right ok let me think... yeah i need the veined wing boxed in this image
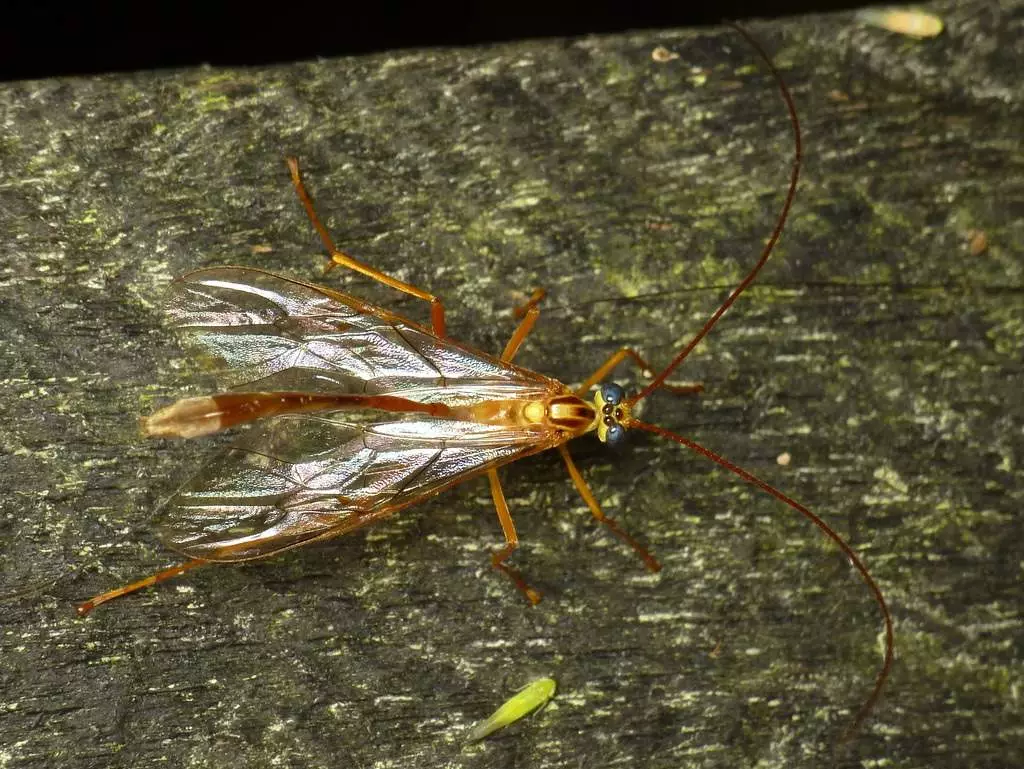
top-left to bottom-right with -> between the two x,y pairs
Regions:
156,412 -> 557,562
165,267 -> 556,406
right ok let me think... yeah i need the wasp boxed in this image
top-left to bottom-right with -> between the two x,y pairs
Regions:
78,26 -> 893,742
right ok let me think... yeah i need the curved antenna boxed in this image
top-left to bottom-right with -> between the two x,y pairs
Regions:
627,417 -> 894,743
628,24 -> 802,407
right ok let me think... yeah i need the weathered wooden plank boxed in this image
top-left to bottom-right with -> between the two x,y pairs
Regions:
1,3 -> 1021,767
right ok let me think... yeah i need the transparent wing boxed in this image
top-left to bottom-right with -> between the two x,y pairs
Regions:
156,412 -> 557,562
166,267 -> 555,406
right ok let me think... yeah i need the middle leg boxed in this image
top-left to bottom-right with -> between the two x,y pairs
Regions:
487,469 -> 542,604
286,157 -> 448,337
557,444 -> 661,572
501,288 -> 546,363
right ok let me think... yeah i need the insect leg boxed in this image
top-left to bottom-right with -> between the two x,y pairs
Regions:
286,157 -> 447,337
556,444 -> 661,572
574,347 -> 704,398
501,288 -> 546,362
76,558 -> 207,616
486,469 -> 542,604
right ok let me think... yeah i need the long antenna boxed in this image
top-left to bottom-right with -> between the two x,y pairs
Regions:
625,25 -> 892,742
627,418 -> 894,743
628,24 -> 802,407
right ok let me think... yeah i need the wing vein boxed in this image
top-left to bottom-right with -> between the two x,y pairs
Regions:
390,323 -> 446,381
388,446 -> 447,503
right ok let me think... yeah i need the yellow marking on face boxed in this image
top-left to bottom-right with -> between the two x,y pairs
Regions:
593,388 -> 630,443
594,388 -> 610,442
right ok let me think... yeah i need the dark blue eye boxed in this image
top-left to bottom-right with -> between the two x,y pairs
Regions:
601,382 -> 625,406
606,423 -> 625,446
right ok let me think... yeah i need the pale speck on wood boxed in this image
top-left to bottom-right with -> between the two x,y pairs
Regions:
968,230 -> 988,256
651,46 -> 680,63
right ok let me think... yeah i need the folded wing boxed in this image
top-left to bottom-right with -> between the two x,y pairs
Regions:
156,413 -> 554,561
165,267 -> 555,406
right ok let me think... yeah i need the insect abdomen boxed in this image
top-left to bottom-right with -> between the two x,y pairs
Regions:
142,392 -> 453,438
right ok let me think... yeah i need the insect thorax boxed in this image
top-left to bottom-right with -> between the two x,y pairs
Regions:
541,394 -> 597,434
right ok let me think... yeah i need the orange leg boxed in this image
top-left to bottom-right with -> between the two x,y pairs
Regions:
286,157 -> 447,337
575,347 -> 704,398
557,444 -> 661,573
487,469 -> 542,604
501,288 -> 546,362
76,558 -> 208,617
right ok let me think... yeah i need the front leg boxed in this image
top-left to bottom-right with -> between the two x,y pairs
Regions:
575,347 -> 704,398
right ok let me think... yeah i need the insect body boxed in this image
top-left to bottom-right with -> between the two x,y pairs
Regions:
124,264 -> 651,606
78,26 -> 893,743
467,677 -> 557,742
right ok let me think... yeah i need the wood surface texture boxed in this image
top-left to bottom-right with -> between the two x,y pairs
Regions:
1,3 -> 1021,767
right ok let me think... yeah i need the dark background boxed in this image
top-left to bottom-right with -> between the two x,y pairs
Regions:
4,1 -> 885,80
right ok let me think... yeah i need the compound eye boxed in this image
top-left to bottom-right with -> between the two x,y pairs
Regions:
600,382 -> 625,406
605,423 -> 625,446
